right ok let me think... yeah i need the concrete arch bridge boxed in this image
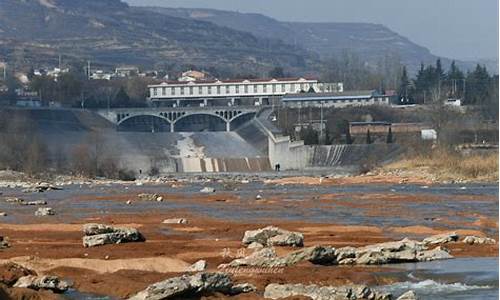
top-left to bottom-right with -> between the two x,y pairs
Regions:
97,106 -> 260,132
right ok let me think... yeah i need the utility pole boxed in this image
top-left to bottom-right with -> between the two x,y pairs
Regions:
319,101 -> 324,144
87,60 -> 91,80
58,54 -> 62,70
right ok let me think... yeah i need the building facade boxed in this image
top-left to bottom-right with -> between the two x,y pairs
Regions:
282,90 -> 390,108
148,78 -> 343,106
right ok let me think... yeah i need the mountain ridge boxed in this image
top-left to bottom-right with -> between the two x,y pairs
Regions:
140,6 -> 497,74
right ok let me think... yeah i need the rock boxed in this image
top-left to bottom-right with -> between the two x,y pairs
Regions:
0,237 -> 9,249
229,283 -> 256,295
34,207 -> 54,216
462,236 -> 496,245
416,246 -> 453,262
83,223 -> 116,235
14,275 -> 71,293
255,194 -> 263,200
263,283 -> 391,300
242,226 -> 304,247
187,260 -> 207,272
0,263 -> 36,286
247,242 -> 264,250
0,212 -> 7,217
285,246 -> 337,265
22,183 -> 62,193
4,197 -> 23,203
126,200 -> 132,205
397,290 -> 418,300
335,247 -> 356,263
200,187 -> 216,193
82,224 -> 145,247
21,200 -> 47,206
138,193 -> 162,202
220,247 -> 289,268
163,218 -> 189,224
128,272 -> 236,300
422,232 -> 458,245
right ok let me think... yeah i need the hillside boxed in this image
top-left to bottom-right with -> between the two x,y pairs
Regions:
143,7 -> 484,74
0,0 -> 316,72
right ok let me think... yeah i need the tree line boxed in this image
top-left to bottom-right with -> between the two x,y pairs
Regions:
398,60 -> 498,112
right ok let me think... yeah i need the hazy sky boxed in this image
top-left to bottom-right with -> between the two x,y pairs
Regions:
126,0 -> 499,61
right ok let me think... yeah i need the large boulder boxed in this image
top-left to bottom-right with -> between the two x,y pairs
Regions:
200,187 -> 216,193
187,260 -> 207,272
462,236 -> 496,245
13,275 -> 71,293
34,207 -> 54,216
422,232 -> 458,246
397,290 -> 418,300
242,226 -> 304,247
353,238 -> 453,265
138,193 -> 163,202
128,272 -> 252,300
222,237 -> 453,268
82,224 -> 145,247
263,283 -> 391,300
285,246 -> 337,265
0,263 -> 36,286
220,247 -> 290,268
0,237 -> 9,249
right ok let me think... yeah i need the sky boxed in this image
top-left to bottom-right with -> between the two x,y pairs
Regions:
125,0 -> 499,61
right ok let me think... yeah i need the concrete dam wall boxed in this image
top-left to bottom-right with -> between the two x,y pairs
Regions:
0,108 -> 271,174
253,117 -> 402,171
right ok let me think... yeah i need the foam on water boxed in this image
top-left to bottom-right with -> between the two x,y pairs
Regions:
383,279 -> 492,295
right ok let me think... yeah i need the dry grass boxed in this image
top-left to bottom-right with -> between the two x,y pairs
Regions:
383,149 -> 499,182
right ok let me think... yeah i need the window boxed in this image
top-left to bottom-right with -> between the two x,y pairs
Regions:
252,85 -> 257,93
235,85 -> 240,94
162,87 -> 166,95
180,87 -> 185,95
290,83 -> 296,91
207,86 -> 212,95
217,85 -> 221,94
263,85 -> 267,93
244,85 -> 248,93
198,86 -> 203,94
225,85 -> 229,94
272,84 -> 276,93
189,86 -> 193,95
153,88 -> 158,96
281,84 -> 285,92
171,87 -> 176,95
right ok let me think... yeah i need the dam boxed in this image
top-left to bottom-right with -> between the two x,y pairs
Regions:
0,107 -> 400,174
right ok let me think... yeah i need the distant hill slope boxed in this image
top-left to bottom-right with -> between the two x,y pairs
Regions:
0,0 -> 316,72
143,7 -> 492,74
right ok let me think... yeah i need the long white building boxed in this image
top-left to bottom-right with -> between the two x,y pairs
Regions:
148,77 -> 343,106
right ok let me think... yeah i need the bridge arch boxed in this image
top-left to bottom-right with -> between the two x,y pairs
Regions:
173,113 -> 227,132
118,114 -> 171,132
229,112 -> 256,131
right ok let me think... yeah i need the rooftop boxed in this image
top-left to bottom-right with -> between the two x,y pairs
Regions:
150,77 -> 319,86
282,90 -> 379,101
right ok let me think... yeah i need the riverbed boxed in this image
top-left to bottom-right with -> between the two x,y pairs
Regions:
0,177 -> 497,299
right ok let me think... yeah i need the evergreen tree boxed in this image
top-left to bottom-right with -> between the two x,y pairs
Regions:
397,66 -> 411,103
386,127 -> 393,143
113,87 -> 131,108
366,130 -> 372,144
447,61 -> 465,98
465,64 -> 491,105
435,59 -> 446,82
